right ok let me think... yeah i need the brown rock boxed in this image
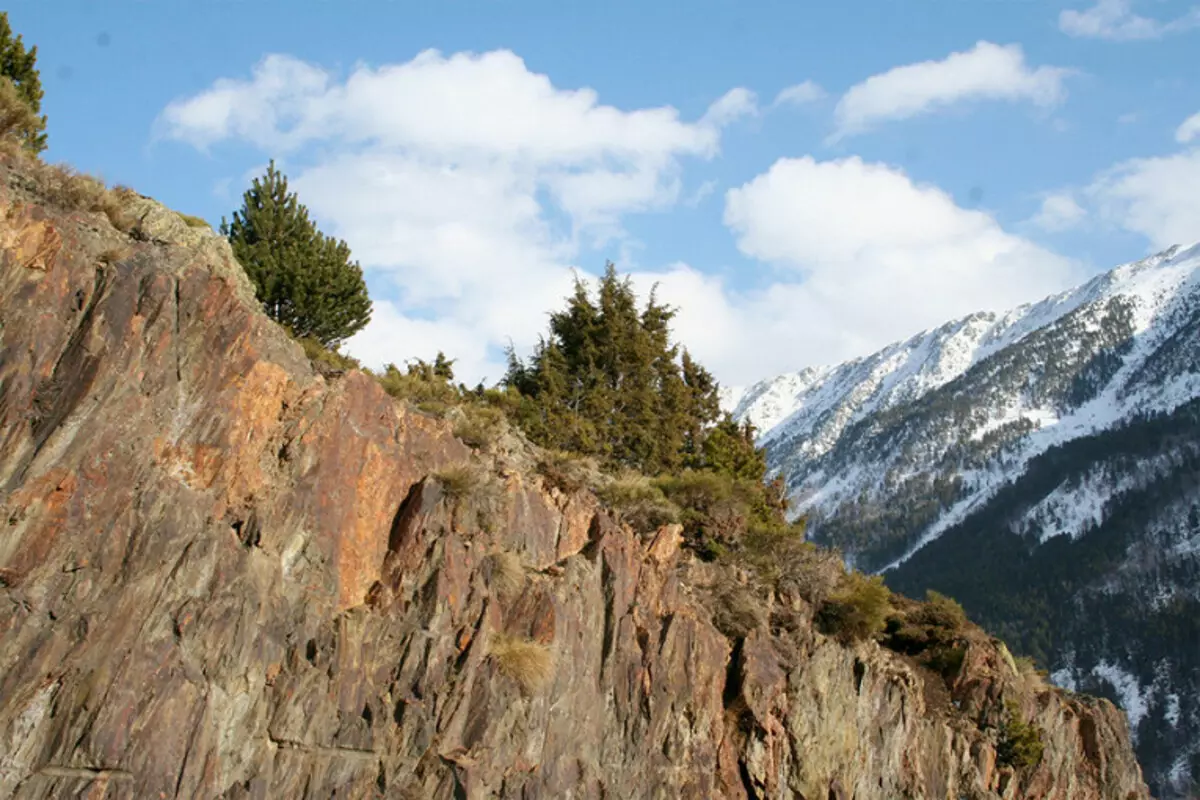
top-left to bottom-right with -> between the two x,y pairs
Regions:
0,158 -> 1152,799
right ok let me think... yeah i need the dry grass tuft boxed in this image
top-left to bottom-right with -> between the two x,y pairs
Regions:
433,463 -> 508,532
536,449 -> 601,494
98,246 -> 131,266
15,161 -> 138,233
179,213 -> 210,229
489,634 -> 554,694
485,550 -> 526,599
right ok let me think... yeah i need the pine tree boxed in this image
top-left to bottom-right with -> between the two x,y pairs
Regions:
505,262 -> 726,476
0,12 -> 47,153
222,161 -> 372,348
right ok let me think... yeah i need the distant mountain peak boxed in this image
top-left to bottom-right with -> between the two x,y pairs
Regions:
732,241 -> 1200,799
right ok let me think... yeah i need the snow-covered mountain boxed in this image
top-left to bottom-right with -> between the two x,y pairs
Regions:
732,242 -> 1200,799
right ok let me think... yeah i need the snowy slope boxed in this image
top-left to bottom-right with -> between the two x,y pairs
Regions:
734,242 -> 1200,565
731,242 -> 1200,799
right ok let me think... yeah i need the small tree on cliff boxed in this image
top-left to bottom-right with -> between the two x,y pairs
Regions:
0,11 -> 47,153
222,160 -> 372,348
503,263 -> 757,477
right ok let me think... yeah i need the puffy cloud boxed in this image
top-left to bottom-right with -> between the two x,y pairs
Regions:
1176,111 -> 1200,144
772,80 -> 825,108
1087,149 -> 1200,249
1059,0 -> 1200,40
713,156 -> 1082,379
700,87 -> 759,128
159,50 -> 743,383
831,42 -> 1073,140
1031,192 -> 1087,232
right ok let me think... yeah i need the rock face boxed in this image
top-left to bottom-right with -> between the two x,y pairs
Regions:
0,161 -> 1152,799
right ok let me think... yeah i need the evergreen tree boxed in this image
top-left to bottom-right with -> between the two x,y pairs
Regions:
222,160 -> 371,348
0,12 -> 47,153
505,262 -> 727,476
699,415 -> 768,483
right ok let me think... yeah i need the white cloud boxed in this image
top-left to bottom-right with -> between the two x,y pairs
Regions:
701,87 -> 759,128
772,80 -> 825,108
159,50 -> 742,383
831,42 -> 1073,140
1176,111 -> 1200,143
1059,0 -> 1200,40
710,156 -> 1082,378
1032,192 -> 1087,231
1087,149 -> 1200,249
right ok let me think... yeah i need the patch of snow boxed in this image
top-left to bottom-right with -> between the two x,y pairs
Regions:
1050,667 -> 1077,691
1168,753 -> 1192,788
1092,660 -> 1149,733
1164,693 -> 1181,726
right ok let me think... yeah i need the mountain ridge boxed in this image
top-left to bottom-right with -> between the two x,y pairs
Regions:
734,241 -> 1200,797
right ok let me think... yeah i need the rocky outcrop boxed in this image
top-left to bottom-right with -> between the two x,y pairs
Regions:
0,159 -> 1152,799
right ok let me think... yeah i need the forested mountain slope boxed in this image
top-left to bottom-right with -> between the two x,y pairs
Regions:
734,243 -> 1200,797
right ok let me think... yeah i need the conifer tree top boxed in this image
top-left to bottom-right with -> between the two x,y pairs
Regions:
0,11 -> 47,153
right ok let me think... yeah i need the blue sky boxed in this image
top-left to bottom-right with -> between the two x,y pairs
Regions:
10,0 -> 1200,386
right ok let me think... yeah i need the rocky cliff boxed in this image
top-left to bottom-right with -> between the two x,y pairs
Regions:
0,157 -> 1152,799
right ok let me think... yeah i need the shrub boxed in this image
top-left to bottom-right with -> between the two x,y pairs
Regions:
489,634 -> 554,694
376,359 -> 461,414
0,77 -> 42,151
998,701 -> 1044,769
452,404 -> 505,450
485,550 -> 525,599
598,473 -> 680,533
772,536 -> 843,605
536,449 -> 601,495
918,590 -> 967,632
817,572 -> 892,642
710,583 -> 764,639
296,335 -> 360,374
1013,655 -> 1043,678
883,590 -> 969,661
928,643 -> 967,680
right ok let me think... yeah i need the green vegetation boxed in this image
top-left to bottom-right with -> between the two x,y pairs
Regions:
818,572 -> 893,642
596,472 -> 680,533
0,12 -> 46,153
998,700 -> 1044,769
222,160 -> 372,349
880,589 -> 970,681
451,404 -> 506,450
0,74 -> 42,155
535,450 -> 601,495
375,352 -> 462,413
503,263 -> 744,477
296,335 -> 360,374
